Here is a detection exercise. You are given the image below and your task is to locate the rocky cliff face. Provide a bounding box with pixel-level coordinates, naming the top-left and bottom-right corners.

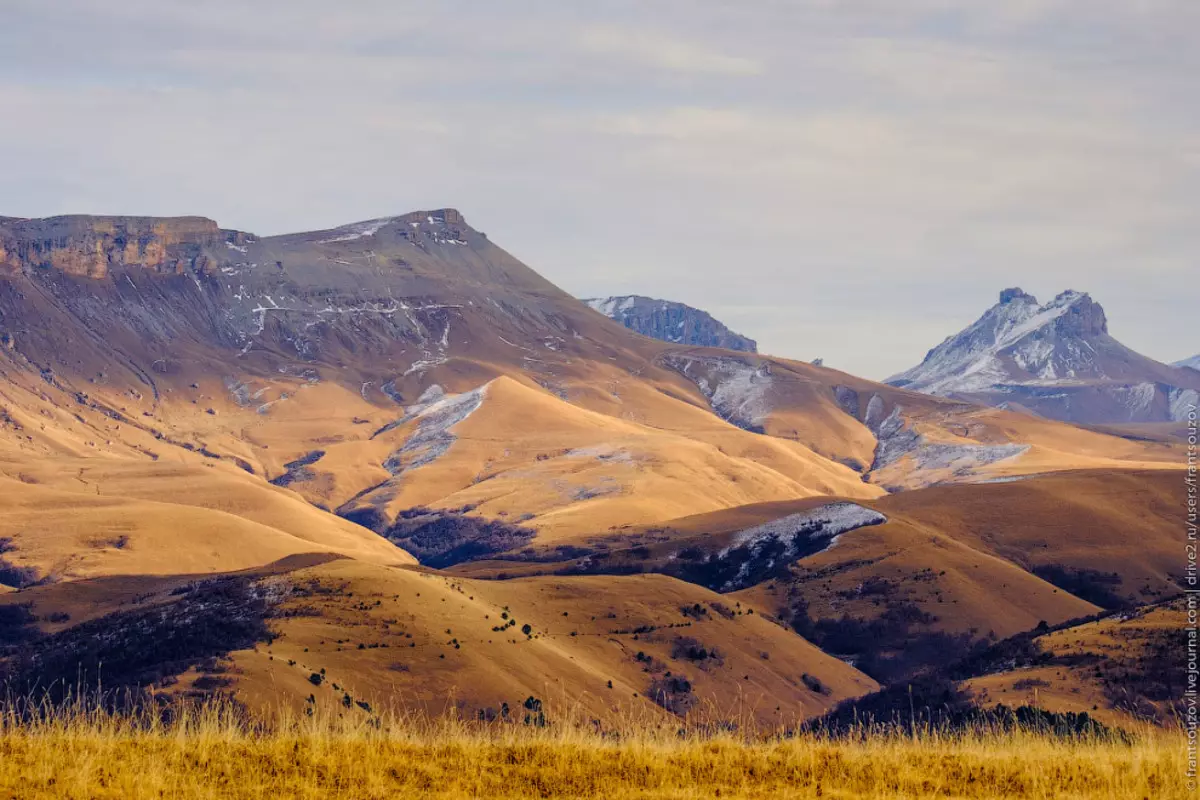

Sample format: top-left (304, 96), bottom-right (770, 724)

top-left (887, 288), bottom-right (1200, 424)
top-left (583, 295), bottom-right (756, 352)
top-left (0, 215), bottom-right (247, 279)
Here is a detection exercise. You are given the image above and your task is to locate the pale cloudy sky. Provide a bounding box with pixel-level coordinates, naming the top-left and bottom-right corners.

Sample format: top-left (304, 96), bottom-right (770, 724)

top-left (2, 1), bottom-right (1196, 378)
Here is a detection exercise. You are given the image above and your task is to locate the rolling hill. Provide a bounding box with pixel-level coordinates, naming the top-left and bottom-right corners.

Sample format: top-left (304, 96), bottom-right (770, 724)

top-left (445, 469), bottom-right (1182, 685)
top-left (0, 555), bottom-right (878, 726)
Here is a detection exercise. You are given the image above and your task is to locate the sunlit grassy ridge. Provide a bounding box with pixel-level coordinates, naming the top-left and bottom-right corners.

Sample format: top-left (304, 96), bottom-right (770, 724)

top-left (0, 698), bottom-right (1184, 799)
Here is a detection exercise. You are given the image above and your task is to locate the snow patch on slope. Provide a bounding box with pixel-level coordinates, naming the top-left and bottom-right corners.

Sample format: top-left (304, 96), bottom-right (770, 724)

top-left (317, 217), bottom-right (399, 243)
top-left (713, 502), bottom-right (888, 591)
top-left (864, 394), bottom-right (1029, 477)
top-left (710, 365), bottom-right (772, 428)
top-left (1170, 388), bottom-right (1200, 422)
top-left (382, 383), bottom-right (488, 476)
top-left (664, 355), bottom-right (773, 430)
top-left (584, 296), bottom-right (636, 317)
top-left (1108, 382), bottom-right (1157, 420)
top-left (725, 503), bottom-right (887, 552)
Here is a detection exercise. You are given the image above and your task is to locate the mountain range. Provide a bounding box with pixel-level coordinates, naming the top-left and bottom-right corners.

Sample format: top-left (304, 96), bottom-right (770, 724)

top-left (0, 211), bottom-right (1188, 729)
top-left (887, 287), bottom-right (1200, 424)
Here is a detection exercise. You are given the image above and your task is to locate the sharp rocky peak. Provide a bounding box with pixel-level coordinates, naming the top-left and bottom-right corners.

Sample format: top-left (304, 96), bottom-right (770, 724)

top-left (998, 287), bottom-right (1037, 305)
top-left (1049, 290), bottom-right (1107, 337)
top-left (886, 287), bottom-right (1117, 396)
top-left (986, 288), bottom-right (1106, 336)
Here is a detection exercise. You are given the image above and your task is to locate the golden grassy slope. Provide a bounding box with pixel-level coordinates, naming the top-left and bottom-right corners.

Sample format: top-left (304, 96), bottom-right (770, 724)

top-left (868, 404), bottom-right (1183, 490)
top-left (551, 469), bottom-right (1178, 652)
top-left (0, 363), bottom-right (415, 581)
top-left (0, 701), bottom-right (1184, 799)
top-left (2, 556), bottom-right (878, 726)
top-left (873, 469), bottom-right (1184, 602)
top-left (966, 602), bottom-right (1183, 728)
top-left (215, 560), bottom-right (878, 726)
top-left (454, 486), bottom-right (1106, 645)
top-left (735, 511), bottom-right (1100, 640)
top-left (764, 468), bottom-right (1186, 636)
top-left (0, 460), bottom-right (413, 582)
top-left (443, 469), bottom-right (1178, 688)
top-left (2, 356), bottom-right (885, 567)
top-left (362, 375), bottom-right (883, 543)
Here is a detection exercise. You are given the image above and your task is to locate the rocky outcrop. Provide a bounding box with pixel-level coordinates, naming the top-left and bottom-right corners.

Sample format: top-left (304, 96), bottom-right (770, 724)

top-left (0, 215), bottom-right (247, 279)
top-left (583, 295), bottom-right (756, 352)
top-left (1053, 292), bottom-right (1108, 338)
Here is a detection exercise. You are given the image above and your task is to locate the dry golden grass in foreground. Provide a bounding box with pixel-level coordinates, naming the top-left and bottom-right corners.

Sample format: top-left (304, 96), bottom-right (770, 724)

top-left (0, 699), bottom-right (1184, 799)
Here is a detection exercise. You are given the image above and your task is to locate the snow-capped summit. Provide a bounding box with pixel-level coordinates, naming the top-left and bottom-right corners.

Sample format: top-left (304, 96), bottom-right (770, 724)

top-left (887, 289), bottom-right (1200, 424)
top-left (887, 289), bottom-right (1109, 395)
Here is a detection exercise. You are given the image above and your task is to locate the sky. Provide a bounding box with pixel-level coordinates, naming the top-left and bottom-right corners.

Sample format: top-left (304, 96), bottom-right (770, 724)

top-left (1, 1), bottom-right (1196, 378)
